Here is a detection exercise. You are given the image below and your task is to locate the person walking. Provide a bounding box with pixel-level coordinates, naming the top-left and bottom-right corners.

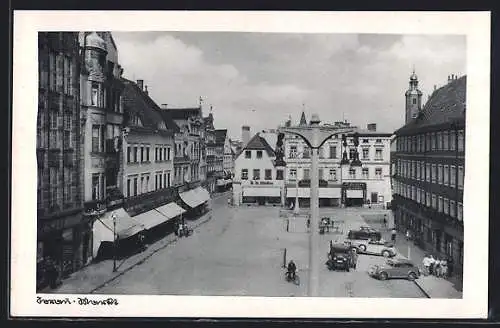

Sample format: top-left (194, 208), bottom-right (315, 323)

top-left (383, 215), bottom-right (387, 229)
top-left (405, 229), bottom-right (411, 241)
top-left (440, 258), bottom-right (448, 278)
top-left (391, 228), bottom-right (397, 243)
top-left (434, 257), bottom-right (442, 277)
top-left (428, 255), bottom-right (436, 276)
top-left (422, 255), bottom-right (431, 276)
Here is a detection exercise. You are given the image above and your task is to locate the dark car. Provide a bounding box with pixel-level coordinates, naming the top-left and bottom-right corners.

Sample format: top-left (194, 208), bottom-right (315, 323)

top-left (368, 258), bottom-right (421, 281)
top-left (326, 243), bottom-right (357, 272)
top-left (347, 229), bottom-right (382, 242)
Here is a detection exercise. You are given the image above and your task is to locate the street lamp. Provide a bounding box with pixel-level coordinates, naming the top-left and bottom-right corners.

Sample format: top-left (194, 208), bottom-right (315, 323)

top-left (280, 114), bottom-right (354, 297)
top-left (112, 212), bottom-right (117, 272)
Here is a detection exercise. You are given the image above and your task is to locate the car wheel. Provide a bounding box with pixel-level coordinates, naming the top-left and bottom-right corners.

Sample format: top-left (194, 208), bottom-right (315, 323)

top-left (379, 272), bottom-right (388, 281)
top-left (407, 272), bottom-right (417, 281)
top-left (350, 247), bottom-right (357, 253)
top-left (382, 250), bottom-right (390, 257)
top-left (358, 244), bottom-right (367, 252)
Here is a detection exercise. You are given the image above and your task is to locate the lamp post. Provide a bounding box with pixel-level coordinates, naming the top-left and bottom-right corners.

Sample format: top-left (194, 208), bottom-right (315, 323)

top-left (112, 212), bottom-right (117, 272)
top-left (280, 115), bottom-right (353, 297)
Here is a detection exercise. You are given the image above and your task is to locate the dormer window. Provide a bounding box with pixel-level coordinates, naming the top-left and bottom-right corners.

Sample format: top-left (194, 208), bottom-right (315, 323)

top-left (158, 121), bottom-right (166, 130)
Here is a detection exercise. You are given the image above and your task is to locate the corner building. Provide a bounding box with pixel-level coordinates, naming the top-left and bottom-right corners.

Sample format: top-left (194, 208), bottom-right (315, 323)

top-left (392, 73), bottom-right (465, 277)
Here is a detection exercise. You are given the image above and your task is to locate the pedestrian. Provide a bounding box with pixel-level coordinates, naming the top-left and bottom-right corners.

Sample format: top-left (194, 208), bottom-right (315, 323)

top-left (383, 215), bottom-right (387, 228)
top-left (428, 255), bottom-right (436, 276)
top-left (447, 257), bottom-right (454, 277)
top-left (440, 258), bottom-right (448, 278)
top-left (422, 255), bottom-right (431, 276)
top-left (306, 217), bottom-right (311, 230)
top-left (391, 228), bottom-right (397, 243)
top-left (405, 229), bottom-right (411, 241)
top-left (434, 257), bottom-right (442, 277)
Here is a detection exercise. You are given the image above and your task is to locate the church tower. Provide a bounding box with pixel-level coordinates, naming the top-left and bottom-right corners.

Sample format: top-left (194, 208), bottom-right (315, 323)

top-left (405, 69), bottom-right (423, 123)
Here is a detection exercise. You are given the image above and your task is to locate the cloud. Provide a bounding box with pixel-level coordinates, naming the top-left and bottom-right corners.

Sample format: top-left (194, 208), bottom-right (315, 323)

top-left (113, 32), bottom-right (466, 140)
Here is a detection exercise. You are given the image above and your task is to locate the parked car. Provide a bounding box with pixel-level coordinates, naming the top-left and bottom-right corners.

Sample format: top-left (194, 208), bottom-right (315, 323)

top-left (359, 226), bottom-right (378, 232)
top-left (368, 258), bottom-right (421, 281)
top-left (347, 229), bottom-right (382, 242)
top-left (326, 243), bottom-right (357, 272)
top-left (345, 239), bottom-right (396, 257)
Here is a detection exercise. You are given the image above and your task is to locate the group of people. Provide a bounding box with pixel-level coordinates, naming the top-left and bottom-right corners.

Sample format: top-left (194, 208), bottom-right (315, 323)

top-left (422, 254), bottom-right (451, 278)
top-left (174, 219), bottom-right (191, 237)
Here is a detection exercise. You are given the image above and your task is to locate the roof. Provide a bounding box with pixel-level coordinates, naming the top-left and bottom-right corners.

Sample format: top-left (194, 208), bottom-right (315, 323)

top-left (214, 129), bottom-right (227, 144)
top-left (243, 133), bottom-right (275, 157)
top-left (395, 75), bottom-right (466, 135)
top-left (121, 78), bottom-right (173, 132)
top-left (165, 107), bottom-right (202, 120)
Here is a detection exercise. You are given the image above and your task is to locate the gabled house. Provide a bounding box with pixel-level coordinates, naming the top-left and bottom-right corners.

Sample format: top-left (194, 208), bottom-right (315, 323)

top-left (233, 133), bottom-right (285, 206)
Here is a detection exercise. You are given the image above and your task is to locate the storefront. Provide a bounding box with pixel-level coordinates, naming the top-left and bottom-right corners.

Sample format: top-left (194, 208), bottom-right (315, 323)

top-left (37, 211), bottom-right (91, 291)
top-left (286, 187), bottom-right (310, 208)
top-left (319, 187), bottom-right (342, 207)
top-left (242, 183), bottom-right (282, 205)
top-left (342, 182), bottom-right (367, 207)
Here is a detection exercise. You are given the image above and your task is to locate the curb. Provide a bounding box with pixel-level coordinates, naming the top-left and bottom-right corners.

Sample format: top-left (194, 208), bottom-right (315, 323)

top-left (413, 280), bottom-right (431, 298)
top-left (88, 212), bottom-right (214, 294)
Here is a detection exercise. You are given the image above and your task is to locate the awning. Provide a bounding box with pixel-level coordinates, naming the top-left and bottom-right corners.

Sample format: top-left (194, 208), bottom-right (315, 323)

top-left (194, 186), bottom-right (210, 203)
top-left (319, 188), bottom-right (341, 198)
top-left (346, 190), bottom-right (364, 198)
top-left (286, 187), bottom-right (310, 198)
top-left (243, 187), bottom-right (281, 197)
top-left (92, 208), bottom-right (145, 257)
top-left (133, 210), bottom-right (169, 230)
top-left (156, 202), bottom-right (186, 219)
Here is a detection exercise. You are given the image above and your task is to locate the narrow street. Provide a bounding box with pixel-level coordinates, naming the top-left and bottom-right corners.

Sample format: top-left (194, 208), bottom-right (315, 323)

top-left (96, 199), bottom-right (425, 298)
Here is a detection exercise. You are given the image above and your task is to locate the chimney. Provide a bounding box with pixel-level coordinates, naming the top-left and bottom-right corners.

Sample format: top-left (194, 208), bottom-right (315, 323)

top-left (161, 104), bottom-right (168, 110)
top-left (242, 125), bottom-right (251, 147)
top-left (136, 79), bottom-right (144, 90)
top-left (144, 85), bottom-right (148, 96)
top-left (448, 75), bottom-right (452, 84)
top-left (367, 123), bottom-right (377, 131)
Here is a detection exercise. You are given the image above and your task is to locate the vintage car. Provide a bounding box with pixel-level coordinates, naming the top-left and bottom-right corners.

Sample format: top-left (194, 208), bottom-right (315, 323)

top-left (326, 243), bottom-right (357, 272)
top-left (347, 228), bottom-right (382, 242)
top-left (368, 258), bottom-right (421, 281)
top-left (345, 238), bottom-right (397, 257)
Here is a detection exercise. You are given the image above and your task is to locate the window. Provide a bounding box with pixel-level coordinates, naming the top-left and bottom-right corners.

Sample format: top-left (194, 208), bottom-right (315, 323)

top-left (431, 133), bottom-right (436, 151)
top-left (276, 169), bottom-right (284, 180)
top-left (253, 169), bottom-right (260, 180)
top-left (458, 166), bottom-right (464, 189)
top-left (416, 162), bottom-right (420, 180)
top-left (450, 165), bottom-right (456, 187)
top-left (127, 178), bottom-right (131, 197)
top-left (349, 148), bottom-right (356, 160)
top-left (265, 169), bottom-right (272, 180)
top-left (256, 150), bottom-right (263, 159)
top-left (432, 194), bottom-right (437, 209)
top-left (362, 148), bottom-right (369, 160)
top-left (289, 145), bottom-right (297, 158)
top-left (289, 168), bottom-right (297, 180)
top-left (329, 169), bottom-right (337, 181)
top-left (412, 186), bottom-right (416, 201)
top-left (140, 146), bottom-right (144, 162)
top-left (318, 168), bottom-right (323, 180)
top-left (139, 176), bottom-right (144, 194)
top-left (457, 202), bottom-right (463, 221)
top-left (450, 200), bottom-right (456, 218)
top-left (437, 132), bottom-right (442, 150)
top-left (91, 82), bottom-right (99, 106)
top-left (413, 98), bottom-right (416, 105)
top-left (458, 130), bottom-right (465, 151)
top-left (444, 198), bottom-right (449, 215)
top-left (163, 147), bottom-right (167, 161)
top-left (450, 130), bottom-right (457, 150)
top-left (416, 188), bottom-right (421, 203)
top-left (362, 168), bottom-right (369, 179)
top-left (444, 165), bottom-right (449, 185)
top-left (431, 164), bottom-right (437, 183)
top-left (133, 177), bottom-right (138, 196)
top-left (363, 139), bottom-right (369, 144)
top-left (438, 196), bottom-right (444, 212)
top-left (163, 173), bottom-right (167, 188)
top-left (133, 146), bottom-right (138, 163)
top-left (245, 150), bottom-right (251, 159)
top-left (92, 125), bottom-right (100, 152)
top-left (167, 147), bottom-right (171, 161)
top-left (146, 146), bottom-right (150, 162)
top-left (426, 192), bottom-right (431, 207)
top-left (375, 148), bottom-right (383, 160)
top-left (166, 172), bottom-right (170, 187)
top-left (303, 168), bottom-right (310, 180)
top-left (443, 131), bottom-right (449, 150)
top-left (349, 168), bottom-right (356, 179)
top-left (375, 139), bottom-right (382, 144)
top-left (329, 146), bottom-right (337, 159)
top-left (92, 174), bottom-right (100, 200)
top-left (159, 174), bottom-right (162, 189)
top-left (303, 147), bottom-right (310, 159)
top-left (437, 164), bottom-right (443, 184)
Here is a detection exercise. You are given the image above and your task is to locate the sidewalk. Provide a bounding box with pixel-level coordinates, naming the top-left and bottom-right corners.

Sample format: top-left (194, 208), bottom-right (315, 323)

top-left (361, 212), bottom-right (463, 299)
top-left (42, 211), bottom-right (214, 294)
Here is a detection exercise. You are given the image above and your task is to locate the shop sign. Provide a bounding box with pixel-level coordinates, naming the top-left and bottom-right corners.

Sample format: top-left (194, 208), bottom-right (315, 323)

top-left (250, 181), bottom-right (275, 185)
top-left (342, 182), bottom-right (366, 190)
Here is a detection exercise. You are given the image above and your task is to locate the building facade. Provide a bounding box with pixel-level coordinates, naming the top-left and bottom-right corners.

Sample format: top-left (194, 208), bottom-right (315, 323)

top-left (392, 73), bottom-right (465, 276)
top-left (215, 129), bottom-right (233, 191)
top-left (203, 113), bottom-right (217, 193)
top-left (37, 32), bottom-right (84, 290)
top-left (283, 114), bottom-right (392, 208)
top-left (233, 133), bottom-right (285, 206)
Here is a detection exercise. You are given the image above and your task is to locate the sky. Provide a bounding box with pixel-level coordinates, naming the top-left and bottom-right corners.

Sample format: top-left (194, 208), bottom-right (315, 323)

top-left (112, 32), bottom-right (466, 141)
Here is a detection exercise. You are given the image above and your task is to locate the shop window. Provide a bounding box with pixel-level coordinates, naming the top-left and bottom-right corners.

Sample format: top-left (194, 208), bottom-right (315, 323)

top-left (265, 169), bottom-right (272, 180)
top-left (253, 169), bottom-right (260, 180)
